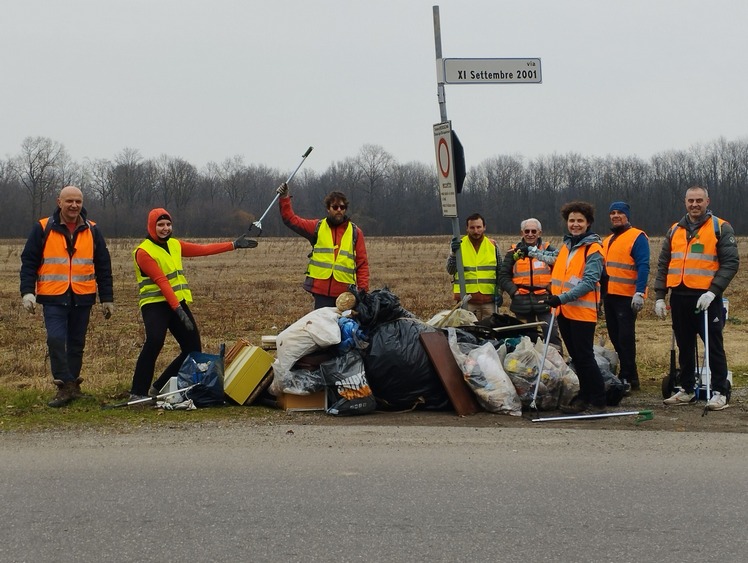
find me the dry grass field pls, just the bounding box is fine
[1,234,746,427]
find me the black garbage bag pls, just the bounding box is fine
[321,349,376,416]
[363,318,450,411]
[349,286,414,329]
[177,345,225,407]
[473,313,542,342]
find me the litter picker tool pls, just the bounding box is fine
[701,309,711,416]
[250,146,313,235]
[101,384,198,410]
[532,410,654,424]
[529,306,557,412]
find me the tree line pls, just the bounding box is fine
[1,136,746,240]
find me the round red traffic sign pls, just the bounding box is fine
[437,138,450,178]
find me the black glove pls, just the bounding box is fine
[546,295,562,308]
[233,234,258,249]
[450,236,461,254]
[276,182,289,196]
[516,240,529,253]
[175,305,195,331]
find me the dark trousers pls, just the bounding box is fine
[603,294,639,384]
[313,294,338,309]
[131,301,201,395]
[43,304,92,382]
[557,313,606,407]
[670,293,729,394]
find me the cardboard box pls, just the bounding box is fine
[277,390,327,412]
[223,344,274,405]
[260,335,277,350]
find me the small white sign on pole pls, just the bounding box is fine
[433,121,457,218]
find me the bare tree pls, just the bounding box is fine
[13,136,67,222]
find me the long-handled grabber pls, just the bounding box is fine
[101,384,198,410]
[702,309,711,416]
[529,306,557,413]
[532,409,654,424]
[250,146,313,235]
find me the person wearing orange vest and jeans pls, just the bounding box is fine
[656,186,739,411]
[601,202,650,391]
[446,213,502,321]
[277,183,369,309]
[20,185,114,408]
[530,202,607,414]
[499,217,561,351]
[129,208,256,400]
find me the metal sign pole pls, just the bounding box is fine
[433,5,467,301]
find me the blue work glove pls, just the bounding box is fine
[450,236,461,254]
[175,305,195,331]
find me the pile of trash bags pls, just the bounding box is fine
[270,286,627,416]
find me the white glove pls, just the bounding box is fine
[22,293,36,314]
[631,292,645,312]
[696,291,716,312]
[101,302,114,319]
[276,182,289,196]
[654,299,667,319]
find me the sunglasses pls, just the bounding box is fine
[330,204,347,211]
[523,229,538,234]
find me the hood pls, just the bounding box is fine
[147,208,172,241]
[563,231,602,250]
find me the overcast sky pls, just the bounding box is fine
[3,0,747,173]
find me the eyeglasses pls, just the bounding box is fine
[523,229,538,234]
[330,204,347,211]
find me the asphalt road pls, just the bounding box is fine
[2,425,747,563]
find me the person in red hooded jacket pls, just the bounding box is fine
[129,208,255,400]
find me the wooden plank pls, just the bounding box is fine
[419,331,481,416]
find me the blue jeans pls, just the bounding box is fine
[42,304,92,382]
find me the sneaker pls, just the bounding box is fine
[148,385,160,398]
[706,392,729,411]
[663,389,694,405]
[128,394,151,403]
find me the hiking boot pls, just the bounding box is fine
[706,392,729,411]
[48,379,79,408]
[560,399,588,414]
[69,377,85,399]
[629,380,640,391]
[581,404,607,416]
[663,389,694,405]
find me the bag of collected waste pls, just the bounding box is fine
[321,349,375,416]
[335,316,368,355]
[426,308,478,328]
[446,328,522,416]
[503,336,577,410]
[272,307,341,395]
[349,286,413,328]
[533,339,579,407]
[177,345,225,407]
[364,318,450,411]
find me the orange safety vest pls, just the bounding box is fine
[666,217,724,290]
[551,241,601,322]
[36,218,97,296]
[602,227,648,297]
[510,241,552,295]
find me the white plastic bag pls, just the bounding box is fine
[426,308,478,328]
[272,307,341,395]
[447,328,522,416]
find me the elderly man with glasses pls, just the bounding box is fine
[499,217,562,351]
[277,183,369,309]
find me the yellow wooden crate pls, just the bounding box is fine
[223,344,274,405]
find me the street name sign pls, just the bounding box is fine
[442,58,542,84]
